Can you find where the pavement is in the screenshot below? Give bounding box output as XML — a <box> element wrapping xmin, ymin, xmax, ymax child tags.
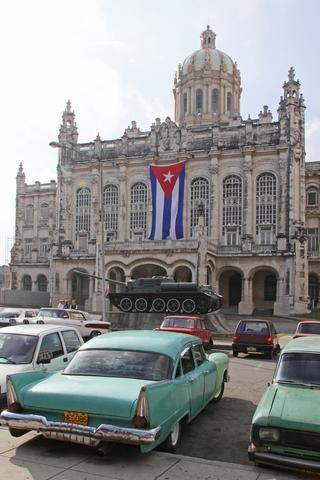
<box><xmin>0</xmin><ymin>426</ymin><xmax>306</xmax><ymax>480</ymax></box>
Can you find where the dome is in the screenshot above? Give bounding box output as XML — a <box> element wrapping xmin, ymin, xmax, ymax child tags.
<box><xmin>180</xmin><ymin>26</ymin><xmax>235</xmax><ymax>76</ymax></box>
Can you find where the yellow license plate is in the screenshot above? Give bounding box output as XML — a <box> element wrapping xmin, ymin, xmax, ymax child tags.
<box><xmin>64</xmin><ymin>411</ymin><xmax>88</xmax><ymax>426</ymax></box>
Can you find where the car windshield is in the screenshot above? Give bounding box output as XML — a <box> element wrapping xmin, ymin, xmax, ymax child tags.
<box><xmin>275</xmin><ymin>352</ymin><xmax>320</xmax><ymax>386</ymax></box>
<box><xmin>63</xmin><ymin>349</ymin><xmax>173</xmax><ymax>381</ymax></box>
<box><xmin>0</xmin><ymin>312</ymin><xmax>20</xmax><ymax>319</ymax></box>
<box><xmin>162</xmin><ymin>318</ymin><xmax>195</xmax><ymax>328</ymax></box>
<box><xmin>0</xmin><ymin>333</ymin><xmax>38</xmax><ymax>364</ymax></box>
<box><xmin>237</xmin><ymin>321</ymin><xmax>269</xmax><ymax>336</ymax></box>
<box><xmin>39</xmin><ymin>309</ymin><xmax>69</xmax><ymax>319</ymax></box>
<box><xmin>298</xmin><ymin>323</ymin><xmax>320</xmax><ymax>334</ymax></box>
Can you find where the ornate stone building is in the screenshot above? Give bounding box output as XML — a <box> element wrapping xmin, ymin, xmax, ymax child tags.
<box><xmin>11</xmin><ymin>26</ymin><xmax>315</xmax><ymax>315</ymax></box>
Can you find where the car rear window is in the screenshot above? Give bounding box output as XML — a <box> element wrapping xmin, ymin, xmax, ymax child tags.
<box><xmin>237</xmin><ymin>321</ymin><xmax>269</xmax><ymax>335</ymax></box>
<box><xmin>298</xmin><ymin>323</ymin><xmax>320</xmax><ymax>334</ymax></box>
<box><xmin>162</xmin><ymin>318</ymin><xmax>195</xmax><ymax>328</ymax></box>
<box><xmin>64</xmin><ymin>349</ymin><xmax>173</xmax><ymax>381</ymax></box>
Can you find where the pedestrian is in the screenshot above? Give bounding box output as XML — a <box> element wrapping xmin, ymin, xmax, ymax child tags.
<box><xmin>70</xmin><ymin>299</ymin><xmax>77</xmax><ymax>309</ymax></box>
<box><xmin>57</xmin><ymin>300</ymin><xmax>64</xmax><ymax>309</ymax></box>
<box><xmin>63</xmin><ymin>300</ymin><xmax>70</xmax><ymax>309</ymax></box>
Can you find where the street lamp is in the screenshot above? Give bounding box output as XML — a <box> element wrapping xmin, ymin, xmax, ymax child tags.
<box><xmin>50</xmin><ymin>140</ymin><xmax>107</xmax><ymax>322</ymax></box>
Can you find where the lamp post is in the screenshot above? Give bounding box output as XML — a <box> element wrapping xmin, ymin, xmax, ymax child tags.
<box><xmin>50</xmin><ymin>140</ymin><xmax>107</xmax><ymax>322</ymax></box>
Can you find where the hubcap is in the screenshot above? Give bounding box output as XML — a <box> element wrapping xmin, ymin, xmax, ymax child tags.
<box><xmin>171</xmin><ymin>422</ymin><xmax>180</xmax><ymax>446</ymax></box>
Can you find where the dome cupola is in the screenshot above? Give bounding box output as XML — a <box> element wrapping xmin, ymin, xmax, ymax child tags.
<box><xmin>173</xmin><ymin>26</ymin><xmax>242</xmax><ymax>126</ymax></box>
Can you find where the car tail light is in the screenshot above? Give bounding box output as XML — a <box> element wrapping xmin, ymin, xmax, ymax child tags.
<box><xmin>267</xmin><ymin>336</ymin><xmax>273</xmax><ymax>343</ymax></box>
<box><xmin>7</xmin><ymin>379</ymin><xmax>22</xmax><ymax>412</ymax></box>
<box><xmin>8</xmin><ymin>401</ymin><xmax>22</xmax><ymax>413</ymax></box>
<box><xmin>232</xmin><ymin>335</ymin><xmax>238</xmax><ymax>342</ymax></box>
<box><xmin>85</xmin><ymin>323</ymin><xmax>110</xmax><ymax>329</ymax></box>
<box><xmin>132</xmin><ymin>387</ymin><xmax>149</xmax><ymax>429</ymax></box>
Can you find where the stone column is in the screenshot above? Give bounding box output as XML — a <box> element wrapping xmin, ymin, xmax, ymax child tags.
<box><xmin>238</xmin><ymin>276</ymin><xmax>254</xmax><ymax>314</ymax></box>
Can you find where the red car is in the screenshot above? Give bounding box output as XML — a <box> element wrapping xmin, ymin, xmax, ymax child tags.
<box><xmin>293</xmin><ymin>320</ymin><xmax>320</xmax><ymax>338</ymax></box>
<box><xmin>232</xmin><ymin>319</ymin><xmax>280</xmax><ymax>359</ymax></box>
<box><xmin>158</xmin><ymin>315</ymin><xmax>214</xmax><ymax>348</ymax></box>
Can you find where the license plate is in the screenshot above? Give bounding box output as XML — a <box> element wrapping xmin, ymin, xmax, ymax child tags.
<box><xmin>64</xmin><ymin>411</ymin><xmax>88</xmax><ymax>426</ymax></box>
<box><xmin>247</xmin><ymin>347</ymin><xmax>256</xmax><ymax>352</ymax></box>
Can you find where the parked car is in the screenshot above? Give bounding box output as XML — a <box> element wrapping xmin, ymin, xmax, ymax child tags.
<box><xmin>0</xmin><ymin>324</ymin><xmax>83</xmax><ymax>409</ymax></box>
<box><xmin>158</xmin><ymin>315</ymin><xmax>214</xmax><ymax>348</ymax></box>
<box><xmin>0</xmin><ymin>308</ymin><xmax>39</xmax><ymax>327</ymax></box>
<box><xmin>232</xmin><ymin>319</ymin><xmax>280</xmax><ymax>359</ymax></box>
<box><xmin>0</xmin><ymin>330</ymin><xmax>229</xmax><ymax>453</ymax></box>
<box><xmin>293</xmin><ymin>320</ymin><xmax>320</xmax><ymax>339</ymax></box>
<box><xmin>248</xmin><ymin>336</ymin><xmax>320</xmax><ymax>473</ymax></box>
<box><xmin>30</xmin><ymin>308</ymin><xmax>111</xmax><ymax>340</ymax></box>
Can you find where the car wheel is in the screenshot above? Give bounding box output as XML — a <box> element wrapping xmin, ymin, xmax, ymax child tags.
<box><xmin>206</xmin><ymin>337</ymin><xmax>214</xmax><ymax>350</ymax></box>
<box><xmin>37</xmin><ymin>320</ymin><xmax>44</xmax><ymax>324</ymax></box>
<box><xmin>9</xmin><ymin>428</ymin><xmax>26</xmax><ymax>437</ymax></box>
<box><xmin>232</xmin><ymin>350</ymin><xmax>238</xmax><ymax>358</ymax></box>
<box><xmin>162</xmin><ymin>420</ymin><xmax>182</xmax><ymax>453</ymax></box>
<box><xmin>211</xmin><ymin>375</ymin><xmax>225</xmax><ymax>403</ymax></box>
<box><xmin>90</xmin><ymin>330</ymin><xmax>102</xmax><ymax>338</ymax></box>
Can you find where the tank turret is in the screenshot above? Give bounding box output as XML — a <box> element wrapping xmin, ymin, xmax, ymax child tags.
<box><xmin>74</xmin><ymin>272</ymin><xmax>222</xmax><ymax>314</ymax></box>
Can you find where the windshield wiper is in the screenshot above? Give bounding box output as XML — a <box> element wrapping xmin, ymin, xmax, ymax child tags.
<box><xmin>277</xmin><ymin>379</ymin><xmax>304</xmax><ymax>386</ymax></box>
<box><xmin>0</xmin><ymin>356</ymin><xmax>16</xmax><ymax>364</ymax></box>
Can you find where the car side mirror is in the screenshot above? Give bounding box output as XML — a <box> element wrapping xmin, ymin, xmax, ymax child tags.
<box><xmin>37</xmin><ymin>350</ymin><xmax>53</xmax><ymax>364</ymax></box>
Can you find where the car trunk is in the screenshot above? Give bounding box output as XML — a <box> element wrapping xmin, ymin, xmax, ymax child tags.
<box><xmin>21</xmin><ymin>373</ymin><xmax>153</xmax><ymax>419</ymax></box>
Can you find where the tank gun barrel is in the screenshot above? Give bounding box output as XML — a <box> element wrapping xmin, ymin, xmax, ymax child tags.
<box><xmin>73</xmin><ymin>270</ymin><xmax>126</xmax><ymax>286</ymax></box>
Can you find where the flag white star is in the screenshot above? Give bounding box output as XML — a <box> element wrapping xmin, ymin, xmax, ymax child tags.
<box><xmin>163</xmin><ymin>171</ymin><xmax>174</xmax><ymax>182</ymax></box>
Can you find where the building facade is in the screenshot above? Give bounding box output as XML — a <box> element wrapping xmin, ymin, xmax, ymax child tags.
<box><xmin>10</xmin><ymin>26</ymin><xmax>315</xmax><ymax>315</ymax></box>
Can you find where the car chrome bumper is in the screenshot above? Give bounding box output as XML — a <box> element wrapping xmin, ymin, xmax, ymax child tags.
<box><xmin>0</xmin><ymin>410</ymin><xmax>161</xmax><ymax>447</ymax></box>
<box><xmin>248</xmin><ymin>444</ymin><xmax>320</xmax><ymax>473</ymax></box>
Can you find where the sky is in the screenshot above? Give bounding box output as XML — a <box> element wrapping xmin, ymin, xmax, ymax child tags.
<box><xmin>0</xmin><ymin>0</ymin><xmax>319</xmax><ymax>264</ymax></box>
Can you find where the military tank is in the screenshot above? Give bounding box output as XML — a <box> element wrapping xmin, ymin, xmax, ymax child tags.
<box><xmin>74</xmin><ymin>271</ymin><xmax>222</xmax><ymax>314</ymax></box>
<box><xmin>108</xmin><ymin>276</ymin><xmax>222</xmax><ymax>314</ymax></box>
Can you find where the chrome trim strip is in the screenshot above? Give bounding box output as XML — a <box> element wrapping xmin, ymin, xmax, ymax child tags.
<box><xmin>0</xmin><ymin>410</ymin><xmax>161</xmax><ymax>447</ymax></box>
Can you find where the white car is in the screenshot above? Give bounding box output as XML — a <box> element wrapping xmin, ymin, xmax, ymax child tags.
<box><xmin>31</xmin><ymin>308</ymin><xmax>111</xmax><ymax>340</ymax></box>
<box><xmin>0</xmin><ymin>324</ymin><xmax>83</xmax><ymax>409</ymax></box>
<box><xmin>0</xmin><ymin>308</ymin><xmax>39</xmax><ymax>327</ymax></box>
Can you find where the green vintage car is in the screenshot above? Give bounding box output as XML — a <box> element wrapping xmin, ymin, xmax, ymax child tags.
<box><xmin>248</xmin><ymin>336</ymin><xmax>320</xmax><ymax>473</ymax></box>
<box><xmin>0</xmin><ymin>330</ymin><xmax>229</xmax><ymax>453</ymax></box>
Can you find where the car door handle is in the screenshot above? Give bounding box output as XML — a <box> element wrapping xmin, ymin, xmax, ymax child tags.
<box><xmin>63</xmin><ymin>357</ymin><xmax>68</xmax><ymax>362</ymax></box>
<box><xmin>203</xmin><ymin>370</ymin><xmax>211</xmax><ymax>375</ymax></box>
<box><xmin>188</xmin><ymin>376</ymin><xmax>196</xmax><ymax>383</ymax></box>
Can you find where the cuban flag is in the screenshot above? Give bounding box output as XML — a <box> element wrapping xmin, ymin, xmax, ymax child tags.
<box><xmin>149</xmin><ymin>161</ymin><xmax>186</xmax><ymax>240</ymax></box>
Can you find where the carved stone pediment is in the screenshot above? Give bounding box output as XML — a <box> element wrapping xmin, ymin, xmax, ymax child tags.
<box><xmin>158</xmin><ymin>117</ymin><xmax>180</xmax><ymax>152</ymax></box>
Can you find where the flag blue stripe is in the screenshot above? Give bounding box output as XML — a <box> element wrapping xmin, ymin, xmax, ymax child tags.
<box><xmin>162</xmin><ymin>195</ymin><xmax>172</xmax><ymax>239</ymax></box>
<box><xmin>148</xmin><ymin>169</ymin><xmax>157</xmax><ymax>240</ymax></box>
<box><xmin>175</xmin><ymin>166</ymin><xmax>185</xmax><ymax>238</ymax></box>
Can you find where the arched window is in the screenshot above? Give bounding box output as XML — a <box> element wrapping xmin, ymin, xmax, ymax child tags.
<box><xmin>190</xmin><ymin>177</ymin><xmax>210</xmax><ymax>238</ymax></box>
<box><xmin>212</xmin><ymin>88</ymin><xmax>219</xmax><ymax>114</ymax></box>
<box><xmin>22</xmin><ymin>274</ymin><xmax>32</xmax><ymax>291</ymax></box>
<box><xmin>183</xmin><ymin>92</ymin><xmax>188</xmax><ymax>114</ymax></box>
<box><xmin>25</xmin><ymin>205</ymin><xmax>34</xmax><ymax>224</ymax></box>
<box><xmin>196</xmin><ymin>89</ymin><xmax>203</xmax><ymax>113</ymax></box>
<box><xmin>307</xmin><ymin>187</ymin><xmax>318</xmax><ymax>206</ymax></box>
<box><xmin>104</xmin><ymin>184</ymin><xmax>119</xmax><ymax>241</ymax></box>
<box><xmin>256</xmin><ymin>173</ymin><xmax>277</xmax><ymax>245</ymax></box>
<box><xmin>222</xmin><ymin>175</ymin><xmax>242</xmax><ymax>245</ymax></box>
<box><xmin>76</xmin><ymin>187</ymin><xmax>91</xmax><ymax>232</ymax></box>
<box><xmin>130</xmin><ymin>183</ymin><xmax>147</xmax><ymax>240</ymax></box>
<box><xmin>227</xmin><ymin>92</ymin><xmax>233</xmax><ymax>113</ymax></box>
<box><xmin>40</xmin><ymin>203</ymin><xmax>49</xmax><ymax>224</ymax></box>
<box><xmin>37</xmin><ymin>274</ymin><xmax>47</xmax><ymax>292</ymax></box>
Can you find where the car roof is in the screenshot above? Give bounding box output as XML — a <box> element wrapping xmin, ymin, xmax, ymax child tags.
<box><xmin>164</xmin><ymin>315</ymin><xmax>202</xmax><ymax>320</ymax></box>
<box><xmin>297</xmin><ymin>320</ymin><xmax>320</xmax><ymax>325</ymax></box>
<box><xmin>0</xmin><ymin>324</ymin><xmax>80</xmax><ymax>335</ymax></box>
<box><xmin>282</xmin><ymin>336</ymin><xmax>320</xmax><ymax>354</ymax></box>
<box><xmin>80</xmin><ymin>330</ymin><xmax>200</xmax><ymax>359</ymax></box>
